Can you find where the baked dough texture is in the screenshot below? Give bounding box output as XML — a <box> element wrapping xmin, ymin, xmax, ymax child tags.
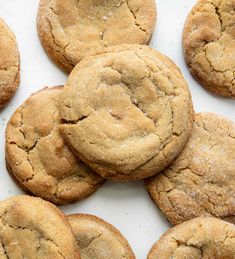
<box><xmin>146</xmin><ymin>113</ymin><xmax>235</xmax><ymax>225</ymax></box>
<box><xmin>147</xmin><ymin>217</ymin><xmax>235</xmax><ymax>259</ymax></box>
<box><xmin>0</xmin><ymin>18</ymin><xmax>20</xmax><ymax>108</ymax></box>
<box><xmin>68</xmin><ymin>214</ymin><xmax>135</xmax><ymax>259</ymax></box>
<box><xmin>37</xmin><ymin>0</ymin><xmax>156</xmax><ymax>72</ymax></box>
<box><xmin>183</xmin><ymin>0</ymin><xmax>235</xmax><ymax>98</ymax></box>
<box><xmin>0</xmin><ymin>195</ymin><xmax>80</xmax><ymax>259</ymax></box>
<box><xmin>59</xmin><ymin>45</ymin><xmax>194</xmax><ymax>181</ymax></box>
<box><xmin>6</xmin><ymin>86</ymin><xmax>104</xmax><ymax>205</ymax></box>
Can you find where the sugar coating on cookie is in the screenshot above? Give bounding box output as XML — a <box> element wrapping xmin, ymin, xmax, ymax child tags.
<box><xmin>146</xmin><ymin>113</ymin><xmax>235</xmax><ymax>225</ymax></box>
<box><xmin>0</xmin><ymin>195</ymin><xmax>80</xmax><ymax>258</ymax></box>
<box><xmin>59</xmin><ymin>45</ymin><xmax>194</xmax><ymax>181</ymax></box>
<box><xmin>183</xmin><ymin>0</ymin><xmax>235</xmax><ymax>98</ymax></box>
<box><xmin>0</xmin><ymin>19</ymin><xmax>20</xmax><ymax>108</ymax></box>
<box><xmin>6</xmin><ymin>86</ymin><xmax>104</xmax><ymax>205</ymax></box>
<box><xmin>68</xmin><ymin>214</ymin><xmax>135</xmax><ymax>259</ymax></box>
<box><xmin>37</xmin><ymin>0</ymin><xmax>156</xmax><ymax>72</ymax></box>
<box><xmin>147</xmin><ymin>217</ymin><xmax>235</xmax><ymax>259</ymax></box>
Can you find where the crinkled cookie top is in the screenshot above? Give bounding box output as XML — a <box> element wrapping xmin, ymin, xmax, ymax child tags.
<box><xmin>68</xmin><ymin>214</ymin><xmax>135</xmax><ymax>259</ymax></box>
<box><xmin>6</xmin><ymin>87</ymin><xmax>104</xmax><ymax>205</ymax></box>
<box><xmin>146</xmin><ymin>112</ymin><xmax>235</xmax><ymax>225</ymax></box>
<box><xmin>0</xmin><ymin>196</ymin><xmax>80</xmax><ymax>259</ymax></box>
<box><xmin>183</xmin><ymin>0</ymin><xmax>235</xmax><ymax>97</ymax></box>
<box><xmin>0</xmin><ymin>18</ymin><xmax>20</xmax><ymax>108</ymax></box>
<box><xmin>148</xmin><ymin>217</ymin><xmax>235</xmax><ymax>259</ymax></box>
<box><xmin>59</xmin><ymin>45</ymin><xmax>193</xmax><ymax>181</ymax></box>
<box><xmin>37</xmin><ymin>0</ymin><xmax>156</xmax><ymax>72</ymax></box>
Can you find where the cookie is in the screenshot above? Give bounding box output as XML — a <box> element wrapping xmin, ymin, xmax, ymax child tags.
<box><xmin>0</xmin><ymin>195</ymin><xmax>80</xmax><ymax>258</ymax></box>
<box><xmin>6</xmin><ymin>86</ymin><xmax>105</xmax><ymax>205</ymax></box>
<box><xmin>37</xmin><ymin>0</ymin><xmax>156</xmax><ymax>72</ymax></box>
<box><xmin>0</xmin><ymin>18</ymin><xmax>20</xmax><ymax>109</ymax></box>
<box><xmin>59</xmin><ymin>45</ymin><xmax>194</xmax><ymax>181</ymax></box>
<box><xmin>147</xmin><ymin>217</ymin><xmax>235</xmax><ymax>259</ymax></box>
<box><xmin>146</xmin><ymin>113</ymin><xmax>235</xmax><ymax>225</ymax></box>
<box><xmin>183</xmin><ymin>0</ymin><xmax>235</xmax><ymax>98</ymax></box>
<box><xmin>68</xmin><ymin>214</ymin><xmax>135</xmax><ymax>259</ymax></box>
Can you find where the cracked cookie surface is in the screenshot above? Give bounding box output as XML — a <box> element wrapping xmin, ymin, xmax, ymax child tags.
<box><xmin>146</xmin><ymin>113</ymin><xmax>235</xmax><ymax>225</ymax></box>
<box><xmin>0</xmin><ymin>18</ymin><xmax>20</xmax><ymax>109</ymax></box>
<box><xmin>183</xmin><ymin>0</ymin><xmax>235</xmax><ymax>98</ymax></box>
<box><xmin>0</xmin><ymin>195</ymin><xmax>80</xmax><ymax>259</ymax></box>
<box><xmin>5</xmin><ymin>86</ymin><xmax>105</xmax><ymax>205</ymax></box>
<box><xmin>147</xmin><ymin>217</ymin><xmax>235</xmax><ymax>259</ymax></box>
<box><xmin>37</xmin><ymin>0</ymin><xmax>156</xmax><ymax>72</ymax></box>
<box><xmin>68</xmin><ymin>214</ymin><xmax>135</xmax><ymax>259</ymax></box>
<box><xmin>59</xmin><ymin>45</ymin><xmax>194</xmax><ymax>181</ymax></box>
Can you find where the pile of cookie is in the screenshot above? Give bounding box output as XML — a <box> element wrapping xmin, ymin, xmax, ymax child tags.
<box><xmin>0</xmin><ymin>0</ymin><xmax>235</xmax><ymax>258</ymax></box>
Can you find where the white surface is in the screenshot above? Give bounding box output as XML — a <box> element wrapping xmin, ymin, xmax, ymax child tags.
<box><xmin>0</xmin><ymin>1</ymin><xmax>234</xmax><ymax>258</ymax></box>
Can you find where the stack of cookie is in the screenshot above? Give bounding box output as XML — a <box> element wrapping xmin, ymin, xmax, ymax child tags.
<box><xmin>1</xmin><ymin>0</ymin><xmax>235</xmax><ymax>258</ymax></box>
<box><xmin>5</xmin><ymin>43</ymin><xmax>195</xmax><ymax>203</ymax></box>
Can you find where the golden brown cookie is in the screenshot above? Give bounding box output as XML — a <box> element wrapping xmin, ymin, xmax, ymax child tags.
<box><xmin>147</xmin><ymin>217</ymin><xmax>235</xmax><ymax>259</ymax></box>
<box><xmin>146</xmin><ymin>113</ymin><xmax>235</xmax><ymax>225</ymax></box>
<box><xmin>37</xmin><ymin>0</ymin><xmax>156</xmax><ymax>72</ymax></box>
<box><xmin>68</xmin><ymin>214</ymin><xmax>135</xmax><ymax>259</ymax></box>
<box><xmin>183</xmin><ymin>0</ymin><xmax>235</xmax><ymax>98</ymax></box>
<box><xmin>0</xmin><ymin>18</ymin><xmax>20</xmax><ymax>109</ymax></box>
<box><xmin>0</xmin><ymin>195</ymin><xmax>80</xmax><ymax>258</ymax></box>
<box><xmin>5</xmin><ymin>86</ymin><xmax>105</xmax><ymax>205</ymax></box>
<box><xmin>59</xmin><ymin>45</ymin><xmax>194</xmax><ymax>181</ymax></box>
